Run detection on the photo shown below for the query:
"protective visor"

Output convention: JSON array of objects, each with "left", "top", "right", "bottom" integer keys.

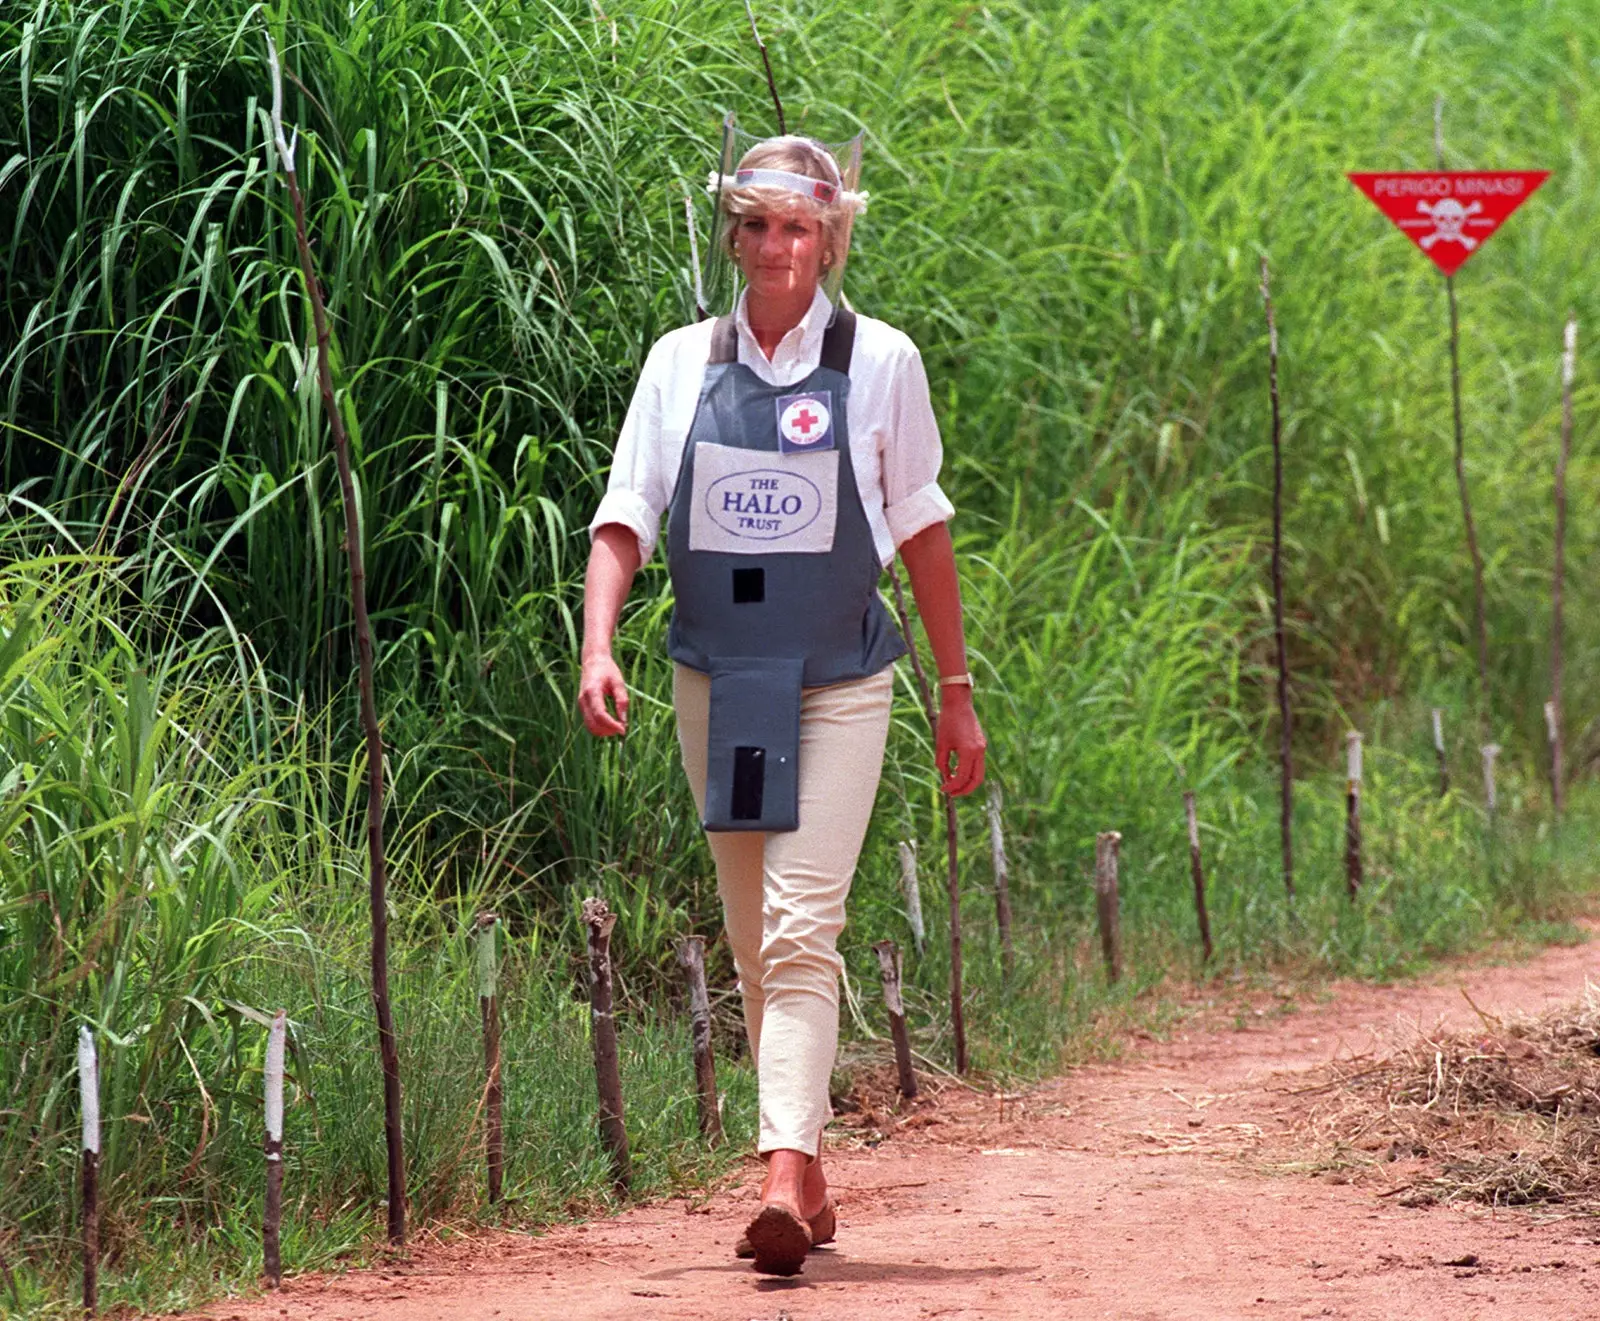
[{"left": 690, "top": 114, "right": 866, "bottom": 321}]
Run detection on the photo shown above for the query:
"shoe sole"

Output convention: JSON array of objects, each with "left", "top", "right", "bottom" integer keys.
[{"left": 745, "top": 1204, "right": 811, "bottom": 1276}]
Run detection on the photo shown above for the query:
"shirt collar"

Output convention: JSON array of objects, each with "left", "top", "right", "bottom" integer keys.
[{"left": 734, "top": 286, "right": 834, "bottom": 372}]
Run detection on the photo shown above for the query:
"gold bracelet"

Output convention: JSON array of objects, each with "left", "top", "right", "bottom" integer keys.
[{"left": 937, "top": 672, "right": 974, "bottom": 688}]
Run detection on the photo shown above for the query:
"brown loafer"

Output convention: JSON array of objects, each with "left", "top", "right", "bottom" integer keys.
[
  {"left": 743, "top": 1201, "right": 812, "bottom": 1276},
  {"left": 735, "top": 1197, "right": 836, "bottom": 1258},
  {"left": 807, "top": 1196, "right": 837, "bottom": 1247}
]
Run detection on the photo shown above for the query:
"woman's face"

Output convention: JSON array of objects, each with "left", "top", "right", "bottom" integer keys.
[{"left": 732, "top": 203, "right": 827, "bottom": 304}]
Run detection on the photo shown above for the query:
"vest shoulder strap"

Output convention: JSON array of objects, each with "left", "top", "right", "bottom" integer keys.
[
  {"left": 820, "top": 309, "right": 857, "bottom": 375},
  {"left": 706, "top": 308, "right": 855, "bottom": 371},
  {"left": 707, "top": 317, "right": 737, "bottom": 365}
]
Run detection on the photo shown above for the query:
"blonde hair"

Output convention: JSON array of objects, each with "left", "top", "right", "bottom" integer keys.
[{"left": 717, "top": 136, "right": 855, "bottom": 272}]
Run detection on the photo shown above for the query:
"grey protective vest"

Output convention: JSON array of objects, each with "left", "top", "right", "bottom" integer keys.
[{"left": 666, "top": 310, "right": 906, "bottom": 832}]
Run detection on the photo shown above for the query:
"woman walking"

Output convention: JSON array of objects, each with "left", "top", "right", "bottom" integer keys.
[{"left": 578, "top": 133, "right": 985, "bottom": 1275}]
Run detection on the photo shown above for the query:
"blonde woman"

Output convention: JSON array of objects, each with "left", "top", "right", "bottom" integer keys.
[{"left": 579, "top": 135, "right": 985, "bottom": 1275}]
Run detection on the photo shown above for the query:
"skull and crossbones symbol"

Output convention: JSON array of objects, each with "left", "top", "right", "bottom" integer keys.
[{"left": 1416, "top": 197, "right": 1483, "bottom": 251}]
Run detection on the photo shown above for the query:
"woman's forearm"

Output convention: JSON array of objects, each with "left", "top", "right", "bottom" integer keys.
[
  {"left": 896, "top": 521, "right": 970, "bottom": 680},
  {"left": 582, "top": 523, "right": 643, "bottom": 660}
]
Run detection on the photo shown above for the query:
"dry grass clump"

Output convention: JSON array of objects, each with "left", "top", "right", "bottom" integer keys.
[{"left": 1285, "top": 988, "right": 1600, "bottom": 1212}]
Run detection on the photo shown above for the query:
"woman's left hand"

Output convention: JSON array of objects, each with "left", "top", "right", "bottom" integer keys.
[{"left": 935, "top": 687, "right": 986, "bottom": 796}]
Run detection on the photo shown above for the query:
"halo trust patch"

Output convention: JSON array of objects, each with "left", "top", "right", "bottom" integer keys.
[{"left": 776, "top": 391, "right": 835, "bottom": 454}]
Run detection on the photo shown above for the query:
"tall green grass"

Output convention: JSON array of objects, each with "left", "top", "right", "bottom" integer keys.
[{"left": 3, "top": 0, "right": 1599, "bottom": 1313}]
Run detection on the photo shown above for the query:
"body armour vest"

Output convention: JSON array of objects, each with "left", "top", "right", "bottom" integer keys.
[{"left": 665, "top": 310, "right": 907, "bottom": 832}]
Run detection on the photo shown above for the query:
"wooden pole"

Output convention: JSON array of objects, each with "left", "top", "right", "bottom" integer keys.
[
  {"left": 78, "top": 1027, "right": 99, "bottom": 1317},
  {"left": 1261, "top": 256, "right": 1295, "bottom": 902},
  {"left": 676, "top": 936, "right": 725, "bottom": 1146},
  {"left": 873, "top": 941, "right": 918, "bottom": 1100},
  {"left": 1094, "top": 832, "right": 1123, "bottom": 984},
  {"left": 581, "top": 898, "right": 630, "bottom": 1193},
  {"left": 887, "top": 563, "right": 966, "bottom": 1075},
  {"left": 1183, "top": 791, "right": 1214, "bottom": 961},
  {"left": 476, "top": 913, "right": 504, "bottom": 1205},
  {"left": 897, "top": 840, "right": 926, "bottom": 955},
  {"left": 1344, "top": 732, "right": 1364, "bottom": 901},
  {"left": 1551, "top": 314, "right": 1576, "bottom": 819},
  {"left": 1432, "top": 707, "right": 1450, "bottom": 798},
  {"left": 986, "top": 782, "right": 1015, "bottom": 978},
  {"left": 263, "top": 1010, "right": 286, "bottom": 1288},
  {"left": 743, "top": 0, "right": 786, "bottom": 134},
  {"left": 1436, "top": 97, "right": 1492, "bottom": 728},
  {"left": 266, "top": 37, "right": 405, "bottom": 1245}
]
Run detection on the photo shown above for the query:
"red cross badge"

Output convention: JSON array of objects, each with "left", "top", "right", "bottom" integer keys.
[{"left": 777, "top": 392, "right": 835, "bottom": 455}]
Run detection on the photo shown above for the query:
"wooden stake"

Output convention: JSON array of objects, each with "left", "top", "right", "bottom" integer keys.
[
  {"left": 1344, "top": 732, "right": 1364, "bottom": 901},
  {"left": 986, "top": 782, "right": 1015, "bottom": 978},
  {"left": 581, "top": 898, "right": 630, "bottom": 1192},
  {"left": 78, "top": 1027, "right": 99, "bottom": 1317},
  {"left": 1261, "top": 256, "right": 1295, "bottom": 902},
  {"left": 1183, "top": 791, "right": 1213, "bottom": 962},
  {"left": 266, "top": 37, "right": 405, "bottom": 1245},
  {"left": 1551, "top": 314, "right": 1576, "bottom": 818},
  {"left": 897, "top": 840, "right": 926, "bottom": 954},
  {"left": 873, "top": 941, "right": 919, "bottom": 1100},
  {"left": 1436, "top": 97, "right": 1492, "bottom": 728},
  {"left": 476, "top": 913, "right": 504, "bottom": 1205},
  {"left": 263, "top": 1010, "right": 286, "bottom": 1288},
  {"left": 676, "top": 936, "right": 724, "bottom": 1146},
  {"left": 887, "top": 563, "right": 966, "bottom": 1075},
  {"left": 1094, "top": 832, "right": 1123, "bottom": 983},
  {"left": 1432, "top": 708, "right": 1450, "bottom": 798}
]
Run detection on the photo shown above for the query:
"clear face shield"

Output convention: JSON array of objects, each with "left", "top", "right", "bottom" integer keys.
[{"left": 690, "top": 114, "right": 866, "bottom": 324}]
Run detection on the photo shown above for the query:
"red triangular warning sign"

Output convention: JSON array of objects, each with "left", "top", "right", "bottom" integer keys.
[{"left": 1347, "top": 171, "right": 1549, "bottom": 276}]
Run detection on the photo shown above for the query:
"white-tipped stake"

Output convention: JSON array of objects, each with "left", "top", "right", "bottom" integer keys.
[
  {"left": 263, "top": 1011, "right": 286, "bottom": 1287},
  {"left": 476, "top": 914, "right": 499, "bottom": 1003},
  {"left": 1431, "top": 708, "right": 1450, "bottom": 796},
  {"left": 1344, "top": 732, "right": 1364, "bottom": 899},
  {"left": 874, "top": 940, "right": 918, "bottom": 1100},
  {"left": 985, "top": 783, "right": 1015, "bottom": 977},
  {"left": 1481, "top": 744, "right": 1502, "bottom": 815},
  {"left": 78, "top": 1028, "right": 100, "bottom": 1156},
  {"left": 1094, "top": 831, "right": 1123, "bottom": 983},
  {"left": 897, "top": 840, "right": 926, "bottom": 954},
  {"left": 78, "top": 1027, "right": 100, "bottom": 1315},
  {"left": 676, "top": 935, "right": 724, "bottom": 1146},
  {"left": 265, "top": 1012, "right": 286, "bottom": 1145},
  {"left": 475, "top": 913, "right": 505, "bottom": 1205},
  {"left": 1183, "top": 790, "right": 1214, "bottom": 961}
]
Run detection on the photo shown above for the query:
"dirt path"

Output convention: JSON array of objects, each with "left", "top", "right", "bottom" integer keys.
[{"left": 186, "top": 935, "right": 1600, "bottom": 1321}]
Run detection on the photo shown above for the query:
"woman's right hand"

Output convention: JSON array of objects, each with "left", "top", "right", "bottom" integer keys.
[{"left": 578, "top": 651, "right": 630, "bottom": 736}]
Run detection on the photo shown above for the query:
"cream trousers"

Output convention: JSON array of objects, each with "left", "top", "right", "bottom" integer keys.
[{"left": 673, "top": 663, "right": 894, "bottom": 1156}]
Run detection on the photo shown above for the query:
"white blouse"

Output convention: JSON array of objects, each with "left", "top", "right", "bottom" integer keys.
[{"left": 588, "top": 287, "right": 954, "bottom": 566}]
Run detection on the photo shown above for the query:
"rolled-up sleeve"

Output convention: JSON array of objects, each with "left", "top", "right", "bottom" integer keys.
[
  {"left": 589, "top": 339, "right": 675, "bottom": 563},
  {"left": 881, "top": 340, "right": 955, "bottom": 548}
]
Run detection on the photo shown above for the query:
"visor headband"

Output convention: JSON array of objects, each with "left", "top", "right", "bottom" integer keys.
[{"left": 707, "top": 168, "right": 869, "bottom": 214}]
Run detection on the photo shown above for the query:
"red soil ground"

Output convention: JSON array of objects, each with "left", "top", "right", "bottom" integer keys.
[{"left": 180, "top": 932, "right": 1600, "bottom": 1321}]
